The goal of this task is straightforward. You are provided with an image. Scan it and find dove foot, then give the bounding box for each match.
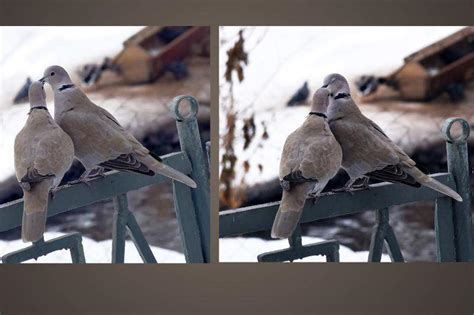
[332,178,358,194]
[67,170,96,187]
[333,177,370,195]
[309,191,333,204]
[49,186,62,200]
[350,177,371,190]
[88,167,106,178]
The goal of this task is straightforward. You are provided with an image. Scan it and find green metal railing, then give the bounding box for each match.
[220,117,473,262]
[0,95,210,264]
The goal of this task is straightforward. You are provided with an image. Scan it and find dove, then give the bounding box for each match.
[287,81,310,106]
[39,65,197,188]
[323,73,462,202]
[271,88,343,239]
[14,81,75,242]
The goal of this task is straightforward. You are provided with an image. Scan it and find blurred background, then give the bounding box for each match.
[219,26,474,262]
[0,26,210,262]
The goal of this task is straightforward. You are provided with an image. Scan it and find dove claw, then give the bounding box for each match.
[49,186,62,200]
[67,169,95,187]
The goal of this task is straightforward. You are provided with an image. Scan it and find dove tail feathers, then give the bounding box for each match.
[21,183,50,243]
[406,167,463,202]
[271,183,314,239]
[147,157,197,188]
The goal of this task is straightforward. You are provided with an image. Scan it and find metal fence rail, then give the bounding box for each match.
[220,117,473,262]
[0,95,210,264]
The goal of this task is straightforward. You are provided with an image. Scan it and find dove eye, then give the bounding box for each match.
[50,72,55,76]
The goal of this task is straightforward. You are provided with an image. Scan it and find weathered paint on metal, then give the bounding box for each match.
[112,192,158,264]
[170,95,211,263]
[368,208,404,262]
[1,233,86,264]
[112,194,128,263]
[258,226,340,262]
[435,197,457,262]
[442,117,473,261]
[125,207,158,263]
[0,152,191,233]
[173,181,204,263]
[220,173,455,237]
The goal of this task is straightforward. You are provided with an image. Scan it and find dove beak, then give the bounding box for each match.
[39,76,47,83]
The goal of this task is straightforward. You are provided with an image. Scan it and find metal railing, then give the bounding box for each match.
[0,95,210,264]
[219,117,473,262]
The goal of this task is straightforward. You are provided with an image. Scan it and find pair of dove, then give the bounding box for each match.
[272,73,463,239]
[14,65,197,243]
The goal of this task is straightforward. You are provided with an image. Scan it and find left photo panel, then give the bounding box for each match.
[0,26,211,263]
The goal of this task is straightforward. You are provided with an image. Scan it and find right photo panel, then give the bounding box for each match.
[219,26,473,262]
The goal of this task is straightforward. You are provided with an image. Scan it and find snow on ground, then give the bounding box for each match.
[220,236,390,262]
[0,232,185,263]
[219,26,466,187]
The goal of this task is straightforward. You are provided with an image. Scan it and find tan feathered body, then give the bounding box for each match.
[14,108,74,242]
[328,103,414,179]
[324,73,462,202]
[272,113,342,239]
[52,83,196,188]
[54,90,146,170]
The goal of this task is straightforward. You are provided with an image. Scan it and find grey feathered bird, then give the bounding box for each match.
[287,81,310,106]
[323,73,462,202]
[272,88,343,239]
[14,81,75,242]
[39,65,196,188]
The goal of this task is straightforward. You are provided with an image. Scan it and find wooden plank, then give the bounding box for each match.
[220,173,456,237]
[0,152,192,232]
[404,27,474,63]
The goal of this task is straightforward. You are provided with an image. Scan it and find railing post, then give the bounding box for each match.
[442,118,473,261]
[112,193,157,263]
[112,194,128,263]
[170,96,210,263]
[368,208,404,262]
[288,225,303,262]
[435,197,456,262]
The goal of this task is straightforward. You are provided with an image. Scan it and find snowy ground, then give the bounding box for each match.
[219,26,468,187]
[220,237,390,262]
[0,232,185,263]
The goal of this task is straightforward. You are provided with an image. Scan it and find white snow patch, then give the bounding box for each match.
[220,236,391,263]
[0,232,185,263]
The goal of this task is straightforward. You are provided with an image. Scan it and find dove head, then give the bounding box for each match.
[310,87,330,113]
[40,65,73,88]
[326,85,360,120]
[28,81,47,108]
[322,73,350,95]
